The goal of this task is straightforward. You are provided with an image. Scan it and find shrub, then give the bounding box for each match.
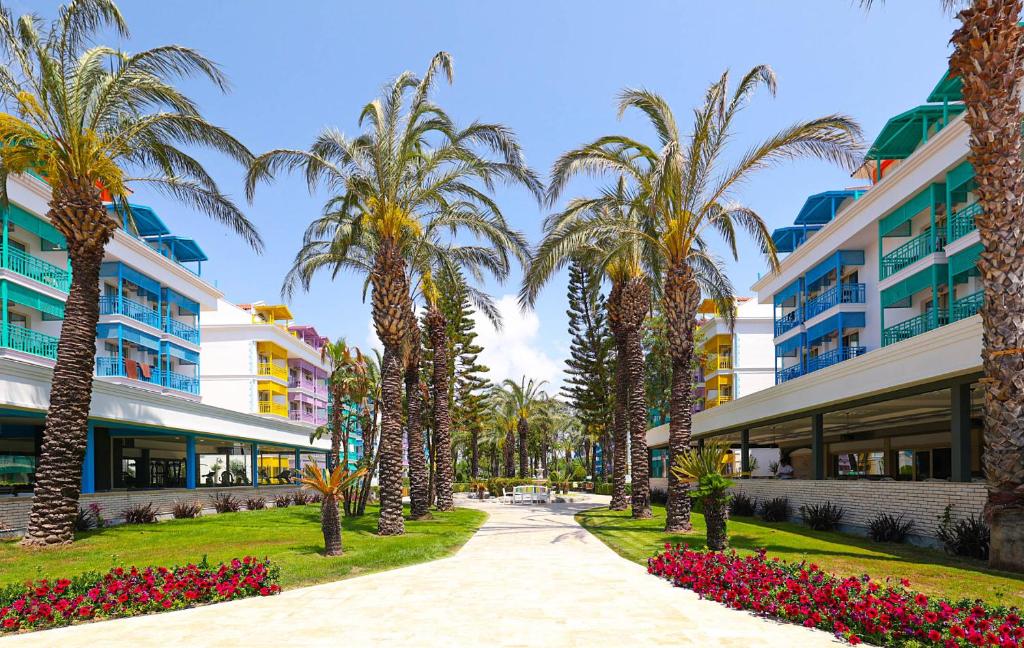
[484,477,535,498]
[648,545,1024,647]
[211,493,242,514]
[122,503,158,525]
[291,491,313,506]
[760,497,790,522]
[273,494,291,508]
[74,507,96,531]
[729,492,757,517]
[799,502,845,531]
[0,557,280,634]
[937,506,990,560]
[868,512,914,543]
[595,482,633,497]
[171,500,203,519]
[245,497,266,511]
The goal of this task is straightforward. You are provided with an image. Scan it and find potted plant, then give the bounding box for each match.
[671,441,734,551]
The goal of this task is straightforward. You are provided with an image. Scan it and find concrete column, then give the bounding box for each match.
[951,382,973,482]
[185,436,196,489]
[740,430,750,478]
[81,423,95,494]
[811,413,825,481]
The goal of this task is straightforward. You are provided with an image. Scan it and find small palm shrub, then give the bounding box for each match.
[937,506,990,560]
[291,491,314,506]
[172,500,203,519]
[760,497,791,522]
[800,502,845,531]
[245,497,267,511]
[300,463,366,556]
[122,503,158,524]
[868,513,914,543]
[274,494,292,508]
[671,441,734,551]
[211,493,242,513]
[729,492,757,517]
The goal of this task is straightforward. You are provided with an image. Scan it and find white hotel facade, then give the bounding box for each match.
[647,66,990,542]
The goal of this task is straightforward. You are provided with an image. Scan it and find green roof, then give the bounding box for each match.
[928,69,962,103]
[865,104,966,161]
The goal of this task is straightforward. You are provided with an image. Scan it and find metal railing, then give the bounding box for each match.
[3,247,70,292]
[163,316,199,344]
[704,352,732,371]
[258,401,288,417]
[3,323,59,359]
[98,295,161,329]
[952,290,983,322]
[257,362,288,381]
[774,310,802,336]
[881,230,945,279]
[157,369,200,395]
[95,356,159,383]
[776,364,804,384]
[950,201,981,241]
[804,283,867,319]
[805,346,867,374]
[882,308,950,346]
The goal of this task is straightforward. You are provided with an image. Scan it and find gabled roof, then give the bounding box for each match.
[865,104,966,161]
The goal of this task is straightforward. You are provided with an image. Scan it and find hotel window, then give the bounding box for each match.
[649,448,668,478]
[0,426,38,495]
[896,448,952,481]
[833,451,885,478]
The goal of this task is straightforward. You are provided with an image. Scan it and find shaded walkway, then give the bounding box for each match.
[5,496,841,646]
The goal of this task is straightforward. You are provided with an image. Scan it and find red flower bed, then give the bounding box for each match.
[0,556,280,634]
[649,545,1024,647]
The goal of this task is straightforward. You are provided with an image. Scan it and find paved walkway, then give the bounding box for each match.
[5,496,841,646]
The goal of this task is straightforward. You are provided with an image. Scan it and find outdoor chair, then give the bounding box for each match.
[502,488,515,504]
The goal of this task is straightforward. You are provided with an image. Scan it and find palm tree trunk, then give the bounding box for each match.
[329,386,344,473]
[504,429,515,477]
[470,428,480,479]
[950,0,1024,571]
[24,182,112,546]
[321,494,343,556]
[376,346,405,536]
[404,354,430,520]
[517,418,529,478]
[356,399,380,516]
[427,306,455,511]
[703,494,728,552]
[610,343,629,510]
[663,263,700,532]
[626,323,651,519]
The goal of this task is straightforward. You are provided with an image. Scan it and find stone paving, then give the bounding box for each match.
[4,495,842,646]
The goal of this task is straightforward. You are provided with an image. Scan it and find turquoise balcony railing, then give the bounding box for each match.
[882,308,949,346]
[3,247,70,292]
[881,231,945,279]
[950,202,981,241]
[805,346,867,374]
[163,316,199,344]
[952,290,983,322]
[157,369,200,395]
[99,295,161,329]
[805,283,866,319]
[2,323,59,360]
[776,364,804,384]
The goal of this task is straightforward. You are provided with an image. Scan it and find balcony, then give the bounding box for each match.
[805,346,867,374]
[258,401,288,417]
[706,394,733,408]
[881,231,945,279]
[2,324,59,360]
[950,202,981,242]
[774,311,802,337]
[95,357,159,384]
[157,369,200,395]
[288,374,318,391]
[704,352,732,372]
[163,316,199,345]
[776,364,804,384]
[952,290,983,322]
[257,362,288,381]
[99,295,161,329]
[2,248,70,292]
[882,308,949,346]
[805,283,866,319]
[289,409,317,424]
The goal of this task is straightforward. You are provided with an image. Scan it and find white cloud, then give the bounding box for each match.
[472,295,563,392]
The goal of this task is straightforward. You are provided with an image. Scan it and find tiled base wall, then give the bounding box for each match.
[730,479,987,544]
[0,485,302,535]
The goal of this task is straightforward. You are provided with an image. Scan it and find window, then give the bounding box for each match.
[833,451,885,478]
[0,427,38,494]
[896,447,952,481]
[649,448,668,478]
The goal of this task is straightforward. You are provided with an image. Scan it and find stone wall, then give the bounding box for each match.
[0,485,302,535]
[729,479,987,543]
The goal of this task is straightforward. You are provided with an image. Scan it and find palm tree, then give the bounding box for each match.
[501,377,548,478]
[315,339,368,473]
[542,71,860,532]
[402,321,430,520]
[248,52,541,536]
[671,441,733,551]
[0,0,260,546]
[490,387,519,477]
[300,462,366,556]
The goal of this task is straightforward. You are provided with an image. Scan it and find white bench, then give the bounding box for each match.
[512,485,550,504]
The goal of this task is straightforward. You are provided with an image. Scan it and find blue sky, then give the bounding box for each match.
[27,1,957,390]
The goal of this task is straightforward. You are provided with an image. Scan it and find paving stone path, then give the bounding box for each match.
[5,496,842,646]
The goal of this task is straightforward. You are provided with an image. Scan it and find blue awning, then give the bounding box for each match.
[144,235,208,263]
[107,202,171,237]
[774,279,802,306]
[775,333,804,356]
[807,311,866,345]
[794,190,865,226]
[97,323,160,352]
[163,341,199,364]
[100,262,161,297]
[805,250,866,288]
[163,288,199,315]
[772,226,821,254]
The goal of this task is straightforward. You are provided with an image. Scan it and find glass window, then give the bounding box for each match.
[196,441,253,487]
[256,447,297,485]
[649,448,668,479]
[0,428,37,494]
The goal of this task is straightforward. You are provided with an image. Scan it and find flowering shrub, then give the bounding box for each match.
[649,545,1024,647]
[0,557,280,634]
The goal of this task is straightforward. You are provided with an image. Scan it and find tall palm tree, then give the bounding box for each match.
[402,320,430,519]
[542,70,860,531]
[863,0,1024,575]
[490,387,519,477]
[314,339,368,473]
[501,377,548,478]
[248,52,541,536]
[0,0,260,546]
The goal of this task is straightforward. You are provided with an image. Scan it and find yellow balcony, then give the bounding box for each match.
[704,352,733,372]
[257,362,288,381]
[258,401,288,417]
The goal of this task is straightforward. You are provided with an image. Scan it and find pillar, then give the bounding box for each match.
[81,423,95,494]
[185,436,196,489]
[951,382,973,483]
[811,413,825,481]
[251,443,259,487]
[740,430,750,478]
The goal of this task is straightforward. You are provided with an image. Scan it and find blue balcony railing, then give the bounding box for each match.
[952,290,983,322]
[99,295,161,329]
[881,230,946,279]
[163,316,199,344]
[774,310,802,337]
[950,202,981,242]
[95,357,159,384]
[805,346,867,374]
[776,364,804,384]
[157,369,200,395]
[805,283,867,319]
[3,247,70,292]
[882,308,950,346]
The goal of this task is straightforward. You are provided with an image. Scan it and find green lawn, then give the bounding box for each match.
[0,505,486,589]
[578,505,1024,607]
